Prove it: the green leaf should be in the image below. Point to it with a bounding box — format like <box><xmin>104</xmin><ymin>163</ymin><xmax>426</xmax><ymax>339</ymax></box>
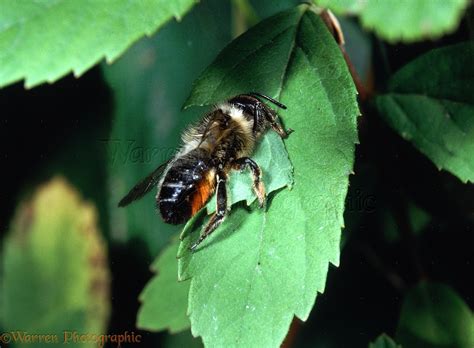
<box><xmin>375</xmin><ymin>42</ymin><xmax>474</xmax><ymax>183</ymax></box>
<box><xmin>179</xmin><ymin>4</ymin><xmax>359</xmax><ymax>347</ymax></box>
<box><xmin>137</xmin><ymin>240</ymin><xmax>191</xmax><ymax>333</ymax></box>
<box><xmin>103</xmin><ymin>0</ymin><xmax>232</xmax><ymax>255</ymax></box>
<box><xmin>396</xmin><ymin>282</ymin><xmax>474</xmax><ymax>348</ymax></box>
<box><xmin>206</xmin><ymin>131</ymin><xmax>293</xmax><ymax>214</ymax></box>
<box><xmin>0</xmin><ymin>177</ymin><xmax>110</xmax><ymax>345</ymax></box>
<box><xmin>369</xmin><ymin>334</ymin><xmax>402</xmax><ymax>348</ymax></box>
<box><xmin>314</xmin><ymin>0</ymin><xmax>469</xmax><ymax>42</ymax></box>
<box><xmin>0</xmin><ymin>0</ymin><xmax>197</xmax><ymax>88</ymax></box>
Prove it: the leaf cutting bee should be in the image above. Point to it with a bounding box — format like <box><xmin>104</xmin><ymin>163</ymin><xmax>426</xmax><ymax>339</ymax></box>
<box><xmin>118</xmin><ymin>93</ymin><xmax>291</xmax><ymax>251</ymax></box>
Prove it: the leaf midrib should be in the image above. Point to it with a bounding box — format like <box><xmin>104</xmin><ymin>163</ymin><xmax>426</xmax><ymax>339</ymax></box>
<box><xmin>231</xmin><ymin>9</ymin><xmax>313</xmax><ymax>339</ymax></box>
<box><xmin>208</xmin><ymin>26</ymin><xmax>297</xmax><ymax>103</ymax></box>
<box><xmin>275</xmin><ymin>7</ymin><xmax>307</xmax><ymax>100</ymax></box>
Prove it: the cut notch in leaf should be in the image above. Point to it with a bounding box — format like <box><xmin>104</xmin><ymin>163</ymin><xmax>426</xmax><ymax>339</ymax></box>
<box><xmin>206</xmin><ymin>130</ymin><xmax>294</xmax><ymax>214</ymax></box>
<box><xmin>178</xmin><ymin>4</ymin><xmax>359</xmax><ymax>347</ymax></box>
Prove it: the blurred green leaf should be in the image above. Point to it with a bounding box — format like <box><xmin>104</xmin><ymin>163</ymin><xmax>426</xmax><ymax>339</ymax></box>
<box><xmin>137</xmin><ymin>240</ymin><xmax>190</xmax><ymax>333</ymax></box>
<box><xmin>315</xmin><ymin>0</ymin><xmax>365</xmax><ymax>14</ymax></box>
<box><xmin>397</xmin><ymin>282</ymin><xmax>474</xmax><ymax>348</ymax></box>
<box><xmin>178</xmin><ymin>4</ymin><xmax>359</xmax><ymax>346</ymax></box>
<box><xmin>314</xmin><ymin>0</ymin><xmax>469</xmax><ymax>42</ymax></box>
<box><xmin>231</xmin><ymin>0</ymin><xmax>259</xmax><ymax>37</ymax></box>
<box><xmin>0</xmin><ymin>0</ymin><xmax>197</xmax><ymax>88</ymax></box>
<box><xmin>103</xmin><ymin>0</ymin><xmax>232</xmax><ymax>255</ymax></box>
<box><xmin>407</xmin><ymin>202</ymin><xmax>430</xmax><ymax>236</ymax></box>
<box><xmin>376</xmin><ymin>42</ymin><xmax>474</xmax><ymax>183</ymax></box>
<box><xmin>382</xmin><ymin>201</ymin><xmax>431</xmax><ymax>243</ymax></box>
<box><xmin>0</xmin><ymin>177</ymin><xmax>110</xmax><ymax>346</ymax></box>
<box><xmin>369</xmin><ymin>334</ymin><xmax>402</xmax><ymax>348</ymax></box>
<box><xmin>206</xmin><ymin>131</ymin><xmax>293</xmax><ymax>214</ymax></box>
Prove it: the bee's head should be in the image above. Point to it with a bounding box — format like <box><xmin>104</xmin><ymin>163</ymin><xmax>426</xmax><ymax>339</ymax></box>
<box><xmin>228</xmin><ymin>93</ymin><xmax>290</xmax><ymax>138</ymax></box>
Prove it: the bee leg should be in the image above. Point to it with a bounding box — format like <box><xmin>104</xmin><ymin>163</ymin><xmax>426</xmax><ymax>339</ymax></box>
<box><xmin>189</xmin><ymin>172</ymin><xmax>228</xmax><ymax>252</ymax></box>
<box><xmin>270</xmin><ymin>117</ymin><xmax>293</xmax><ymax>138</ymax></box>
<box><xmin>232</xmin><ymin>157</ymin><xmax>266</xmax><ymax>208</ymax></box>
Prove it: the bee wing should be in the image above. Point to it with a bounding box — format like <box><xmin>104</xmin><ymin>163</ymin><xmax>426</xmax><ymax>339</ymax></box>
<box><xmin>118</xmin><ymin>160</ymin><xmax>170</xmax><ymax>207</ymax></box>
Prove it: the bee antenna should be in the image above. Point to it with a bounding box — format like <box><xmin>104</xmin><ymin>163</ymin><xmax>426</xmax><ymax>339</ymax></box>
<box><xmin>249</xmin><ymin>92</ymin><xmax>287</xmax><ymax>110</ymax></box>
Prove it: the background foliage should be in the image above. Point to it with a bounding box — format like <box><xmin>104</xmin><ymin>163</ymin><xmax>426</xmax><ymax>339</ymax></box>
<box><xmin>1</xmin><ymin>0</ymin><xmax>473</xmax><ymax>347</ymax></box>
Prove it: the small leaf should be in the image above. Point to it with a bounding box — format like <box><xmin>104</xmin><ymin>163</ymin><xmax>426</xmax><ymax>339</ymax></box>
<box><xmin>396</xmin><ymin>282</ymin><xmax>474</xmax><ymax>348</ymax></box>
<box><xmin>314</xmin><ymin>0</ymin><xmax>469</xmax><ymax>42</ymax></box>
<box><xmin>0</xmin><ymin>0</ymin><xmax>197</xmax><ymax>88</ymax></box>
<box><xmin>376</xmin><ymin>42</ymin><xmax>474</xmax><ymax>183</ymax></box>
<box><xmin>137</xmin><ymin>240</ymin><xmax>191</xmax><ymax>333</ymax></box>
<box><xmin>369</xmin><ymin>334</ymin><xmax>402</xmax><ymax>348</ymax></box>
<box><xmin>179</xmin><ymin>4</ymin><xmax>359</xmax><ymax>347</ymax></box>
<box><xmin>206</xmin><ymin>131</ymin><xmax>293</xmax><ymax>213</ymax></box>
<box><xmin>0</xmin><ymin>177</ymin><xmax>110</xmax><ymax>343</ymax></box>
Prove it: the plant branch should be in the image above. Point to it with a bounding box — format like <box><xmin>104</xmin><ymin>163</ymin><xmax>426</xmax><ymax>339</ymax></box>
<box><xmin>319</xmin><ymin>10</ymin><xmax>369</xmax><ymax>101</ymax></box>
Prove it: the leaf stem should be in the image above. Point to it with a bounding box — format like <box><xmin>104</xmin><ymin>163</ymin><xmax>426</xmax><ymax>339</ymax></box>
<box><xmin>319</xmin><ymin>10</ymin><xmax>369</xmax><ymax>101</ymax></box>
<box><xmin>352</xmin><ymin>241</ymin><xmax>406</xmax><ymax>293</ymax></box>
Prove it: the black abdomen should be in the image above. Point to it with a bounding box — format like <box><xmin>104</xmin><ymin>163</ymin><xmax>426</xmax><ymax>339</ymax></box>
<box><xmin>157</xmin><ymin>149</ymin><xmax>212</xmax><ymax>224</ymax></box>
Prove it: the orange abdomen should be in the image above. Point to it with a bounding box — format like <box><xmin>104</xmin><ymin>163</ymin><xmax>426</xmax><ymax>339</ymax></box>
<box><xmin>190</xmin><ymin>173</ymin><xmax>215</xmax><ymax>216</ymax></box>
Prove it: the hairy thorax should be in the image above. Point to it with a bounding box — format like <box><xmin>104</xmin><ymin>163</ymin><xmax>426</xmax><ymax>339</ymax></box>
<box><xmin>182</xmin><ymin>104</ymin><xmax>258</xmax><ymax>165</ymax></box>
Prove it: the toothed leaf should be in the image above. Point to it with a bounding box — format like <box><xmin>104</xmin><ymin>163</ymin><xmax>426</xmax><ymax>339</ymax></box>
<box><xmin>376</xmin><ymin>42</ymin><xmax>474</xmax><ymax>183</ymax></box>
<box><xmin>0</xmin><ymin>0</ymin><xmax>197</xmax><ymax>88</ymax></box>
<box><xmin>179</xmin><ymin>4</ymin><xmax>359</xmax><ymax>347</ymax></box>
